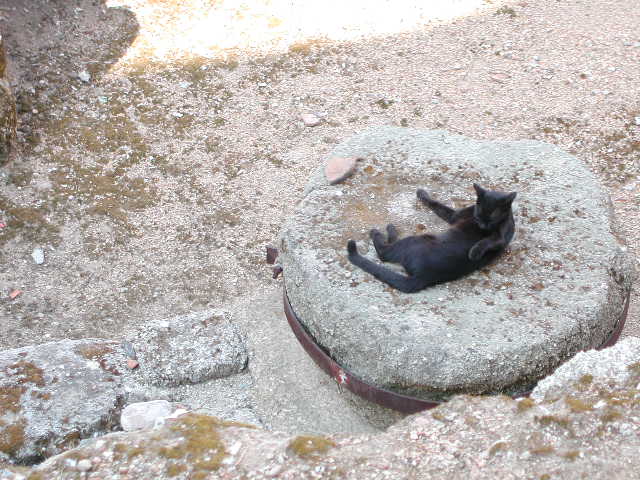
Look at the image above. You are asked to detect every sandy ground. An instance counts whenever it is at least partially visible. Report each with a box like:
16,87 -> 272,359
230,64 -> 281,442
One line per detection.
0,0 -> 638,432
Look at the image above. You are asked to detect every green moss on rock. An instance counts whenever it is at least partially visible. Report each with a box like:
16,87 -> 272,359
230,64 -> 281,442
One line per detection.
565,395 -> 594,413
158,414 -> 228,472
0,419 -> 26,456
288,435 -> 336,457
516,398 -> 535,412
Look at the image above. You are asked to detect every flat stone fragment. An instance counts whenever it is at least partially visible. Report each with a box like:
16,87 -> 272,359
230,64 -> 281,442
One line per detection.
279,127 -> 636,401
128,310 -> 248,387
325,156 -> 358,185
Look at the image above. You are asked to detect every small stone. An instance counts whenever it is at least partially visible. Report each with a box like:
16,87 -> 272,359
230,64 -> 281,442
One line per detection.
301,113 -> 322,127
121,341 -> 137,360
634,116 -> 640,126
489,72 -> 511,83
121,400 -> 174,431
32,247 -> 45,265
325,157 -> 358,185
266,246 -> 279,265
9,289 -> 22,300
78,70 -> 90,83
77,459 -> 92,472
127,358 -> 139,370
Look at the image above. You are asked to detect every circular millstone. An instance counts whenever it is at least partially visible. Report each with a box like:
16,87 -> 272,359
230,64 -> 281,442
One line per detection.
279,127 -> 637,401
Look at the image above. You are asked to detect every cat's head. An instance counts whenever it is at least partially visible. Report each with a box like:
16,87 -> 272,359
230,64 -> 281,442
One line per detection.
472,183 -> 517,231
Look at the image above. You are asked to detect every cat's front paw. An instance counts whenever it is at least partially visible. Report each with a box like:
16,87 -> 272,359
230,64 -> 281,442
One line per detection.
347,240 -> 359,256
468,245 -> 484,261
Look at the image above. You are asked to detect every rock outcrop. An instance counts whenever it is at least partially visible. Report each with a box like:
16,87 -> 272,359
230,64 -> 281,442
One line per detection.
3,337 -> 638,479
0,311 -> 250,465
0,339 -> 126,463
279,127 -> 636,400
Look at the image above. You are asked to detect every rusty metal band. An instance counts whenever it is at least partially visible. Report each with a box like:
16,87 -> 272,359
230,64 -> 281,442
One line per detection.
283,285 -> 630,414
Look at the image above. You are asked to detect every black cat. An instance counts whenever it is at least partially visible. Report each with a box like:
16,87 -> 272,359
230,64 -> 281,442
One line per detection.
346,184 -> 517,293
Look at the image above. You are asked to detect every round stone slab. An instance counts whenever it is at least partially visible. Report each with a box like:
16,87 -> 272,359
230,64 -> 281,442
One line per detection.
279,127 -> 636,401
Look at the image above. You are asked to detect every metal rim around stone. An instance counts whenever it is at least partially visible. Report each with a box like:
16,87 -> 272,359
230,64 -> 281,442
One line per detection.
283,284 -> 630,414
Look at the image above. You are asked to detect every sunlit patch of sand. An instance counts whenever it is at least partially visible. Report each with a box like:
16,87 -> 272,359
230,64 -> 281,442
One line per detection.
108,0 -> 498,63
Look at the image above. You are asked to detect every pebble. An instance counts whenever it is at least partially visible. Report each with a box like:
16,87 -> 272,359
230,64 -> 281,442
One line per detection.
301,113 -> 322,127
120,400 -> 174,431
634,116 -> 640,126
127,358 -> 139,370
77,459 -> 92,472
324,157 -> 358,185
78,70 -> 90,83
32,247 -> 45,265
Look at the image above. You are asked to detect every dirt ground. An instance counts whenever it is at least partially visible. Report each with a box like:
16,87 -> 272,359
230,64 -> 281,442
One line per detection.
0,0 -> 638,407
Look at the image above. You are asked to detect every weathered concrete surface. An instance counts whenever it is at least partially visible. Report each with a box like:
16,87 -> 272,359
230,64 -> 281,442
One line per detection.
126,310 -> 248,387
0,339 -> 126,464
13,337 -> 640,480
280,127 -> 637,400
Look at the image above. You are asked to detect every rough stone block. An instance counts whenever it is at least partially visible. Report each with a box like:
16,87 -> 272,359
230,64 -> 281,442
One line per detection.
0,339 -> 126,463
128,310 -> 248,387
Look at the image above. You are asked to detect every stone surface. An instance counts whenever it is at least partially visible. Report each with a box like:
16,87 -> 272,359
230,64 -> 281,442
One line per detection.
324,156 -> 358,185
127,310 -> 248,387
23,338 -> 640,479
280,127 -> 636,400
0,339 -> 126,463
120,400 -> 175,431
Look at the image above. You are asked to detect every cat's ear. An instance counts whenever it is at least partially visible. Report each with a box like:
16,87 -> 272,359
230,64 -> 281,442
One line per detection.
473,183 -> 485,197
505,192 -> 517,203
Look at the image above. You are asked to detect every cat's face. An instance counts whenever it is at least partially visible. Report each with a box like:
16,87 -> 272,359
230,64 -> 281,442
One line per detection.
472,183 -> 517,231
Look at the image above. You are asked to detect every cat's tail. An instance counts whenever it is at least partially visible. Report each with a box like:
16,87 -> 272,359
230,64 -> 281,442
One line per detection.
347,240 -> 431,293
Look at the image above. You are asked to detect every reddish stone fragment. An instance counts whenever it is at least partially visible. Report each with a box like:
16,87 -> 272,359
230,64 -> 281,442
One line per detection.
127,358 -> 139,370
325,157 -> 358,185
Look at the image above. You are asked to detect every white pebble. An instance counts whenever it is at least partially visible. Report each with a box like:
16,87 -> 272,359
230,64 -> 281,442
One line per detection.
78,70 -> 90,82
32,247 -> 45,265
77,459 -> 92,472
301,113 -> 322,127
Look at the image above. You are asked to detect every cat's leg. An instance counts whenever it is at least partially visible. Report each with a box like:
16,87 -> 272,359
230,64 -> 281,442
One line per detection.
369,228 -> 406,263
370,228 -> 393,261
468,235 -> 506,261
416,189 -> 457,224
347,240 -> 431,293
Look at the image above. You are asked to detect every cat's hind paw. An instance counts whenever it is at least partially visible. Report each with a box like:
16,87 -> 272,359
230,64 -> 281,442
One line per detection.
369,228 -> 383,240
416,188 -> 431,202
347,240 -> 359,256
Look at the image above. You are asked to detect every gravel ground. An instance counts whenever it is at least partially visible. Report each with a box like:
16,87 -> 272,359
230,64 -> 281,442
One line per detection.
0,0 -> 638,430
